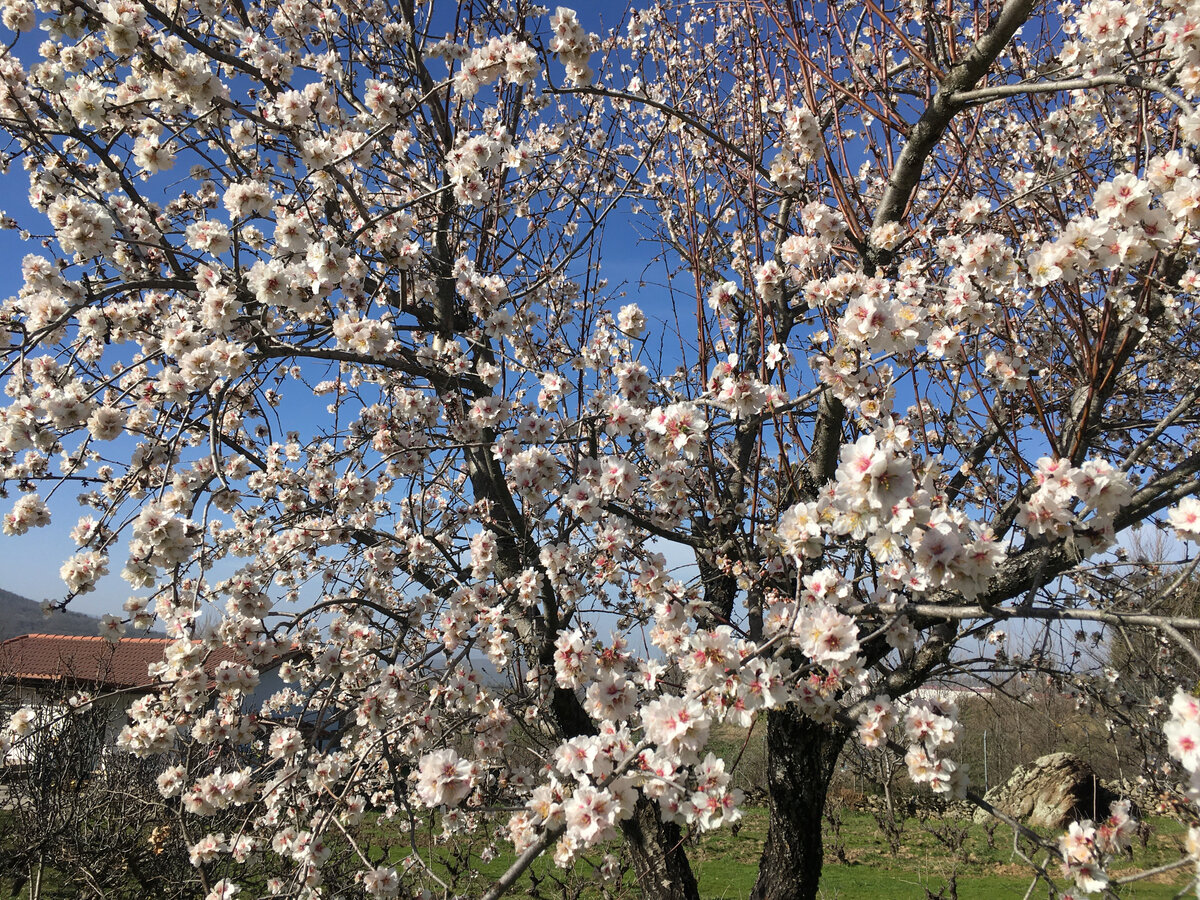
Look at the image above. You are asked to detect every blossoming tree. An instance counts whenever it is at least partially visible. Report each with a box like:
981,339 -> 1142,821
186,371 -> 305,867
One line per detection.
1,0 -> 1200,898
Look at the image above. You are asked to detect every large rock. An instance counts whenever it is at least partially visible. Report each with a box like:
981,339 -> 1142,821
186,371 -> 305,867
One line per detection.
972,752 -> 1119,827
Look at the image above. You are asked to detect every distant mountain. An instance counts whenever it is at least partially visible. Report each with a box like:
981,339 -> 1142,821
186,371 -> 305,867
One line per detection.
0,588 -> 105,642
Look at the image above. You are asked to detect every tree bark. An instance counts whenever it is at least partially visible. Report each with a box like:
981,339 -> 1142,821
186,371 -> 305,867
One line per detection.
547,686 -> 700,900
619,795 -> 700,900
751,706 -> 849,900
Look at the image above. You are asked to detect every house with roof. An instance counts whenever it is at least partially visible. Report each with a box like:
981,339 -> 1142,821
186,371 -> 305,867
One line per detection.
0,634 -> 182,768
1,633 -> 180,694
0,633 -> 284,769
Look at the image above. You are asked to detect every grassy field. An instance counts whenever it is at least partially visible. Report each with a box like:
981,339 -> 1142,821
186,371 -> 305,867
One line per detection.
691,807 -> 1193,899
354,804 -> 1195,900
3,803 -> 1194,899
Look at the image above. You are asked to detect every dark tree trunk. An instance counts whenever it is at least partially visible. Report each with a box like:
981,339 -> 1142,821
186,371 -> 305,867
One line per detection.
547,687 -> 698,900
750,705 -> 849,900
619,794 -> 700,900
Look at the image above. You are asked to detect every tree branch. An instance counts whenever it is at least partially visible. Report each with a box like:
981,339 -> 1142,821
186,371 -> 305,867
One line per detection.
868,0 -> 1037,261
951,72 -> 1194,115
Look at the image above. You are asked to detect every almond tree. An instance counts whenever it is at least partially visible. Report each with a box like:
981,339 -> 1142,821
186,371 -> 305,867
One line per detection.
0,1 -> 1199,899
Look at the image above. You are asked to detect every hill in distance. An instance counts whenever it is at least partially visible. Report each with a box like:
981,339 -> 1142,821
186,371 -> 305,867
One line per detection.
0,587 -> 106,642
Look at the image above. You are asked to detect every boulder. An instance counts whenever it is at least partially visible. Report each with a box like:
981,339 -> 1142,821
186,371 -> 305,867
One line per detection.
972,752 -> 1119,827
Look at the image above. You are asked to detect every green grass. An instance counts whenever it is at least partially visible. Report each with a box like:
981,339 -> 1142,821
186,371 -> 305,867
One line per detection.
696,807 -> 1194,899
394,806 -> 1194,899
2,805 -> 1194,899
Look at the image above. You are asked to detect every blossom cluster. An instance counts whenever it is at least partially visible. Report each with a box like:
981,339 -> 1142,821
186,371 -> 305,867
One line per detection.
452,35 -> 537,98
549,7 -> 594,86
773,427 -> 1006,601
900,697 -> 965,796
1056,800 -> 1137,894
1016,457 -> 1132,548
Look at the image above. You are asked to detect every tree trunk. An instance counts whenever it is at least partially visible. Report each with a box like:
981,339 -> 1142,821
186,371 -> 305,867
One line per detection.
619,794 -> 700,900
30,855 -> 42,900
548,686 -> 699,900
750,706 -> 849,900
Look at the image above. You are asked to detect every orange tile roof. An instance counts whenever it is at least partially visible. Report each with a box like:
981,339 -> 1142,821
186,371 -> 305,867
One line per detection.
0,633 -> 231,690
